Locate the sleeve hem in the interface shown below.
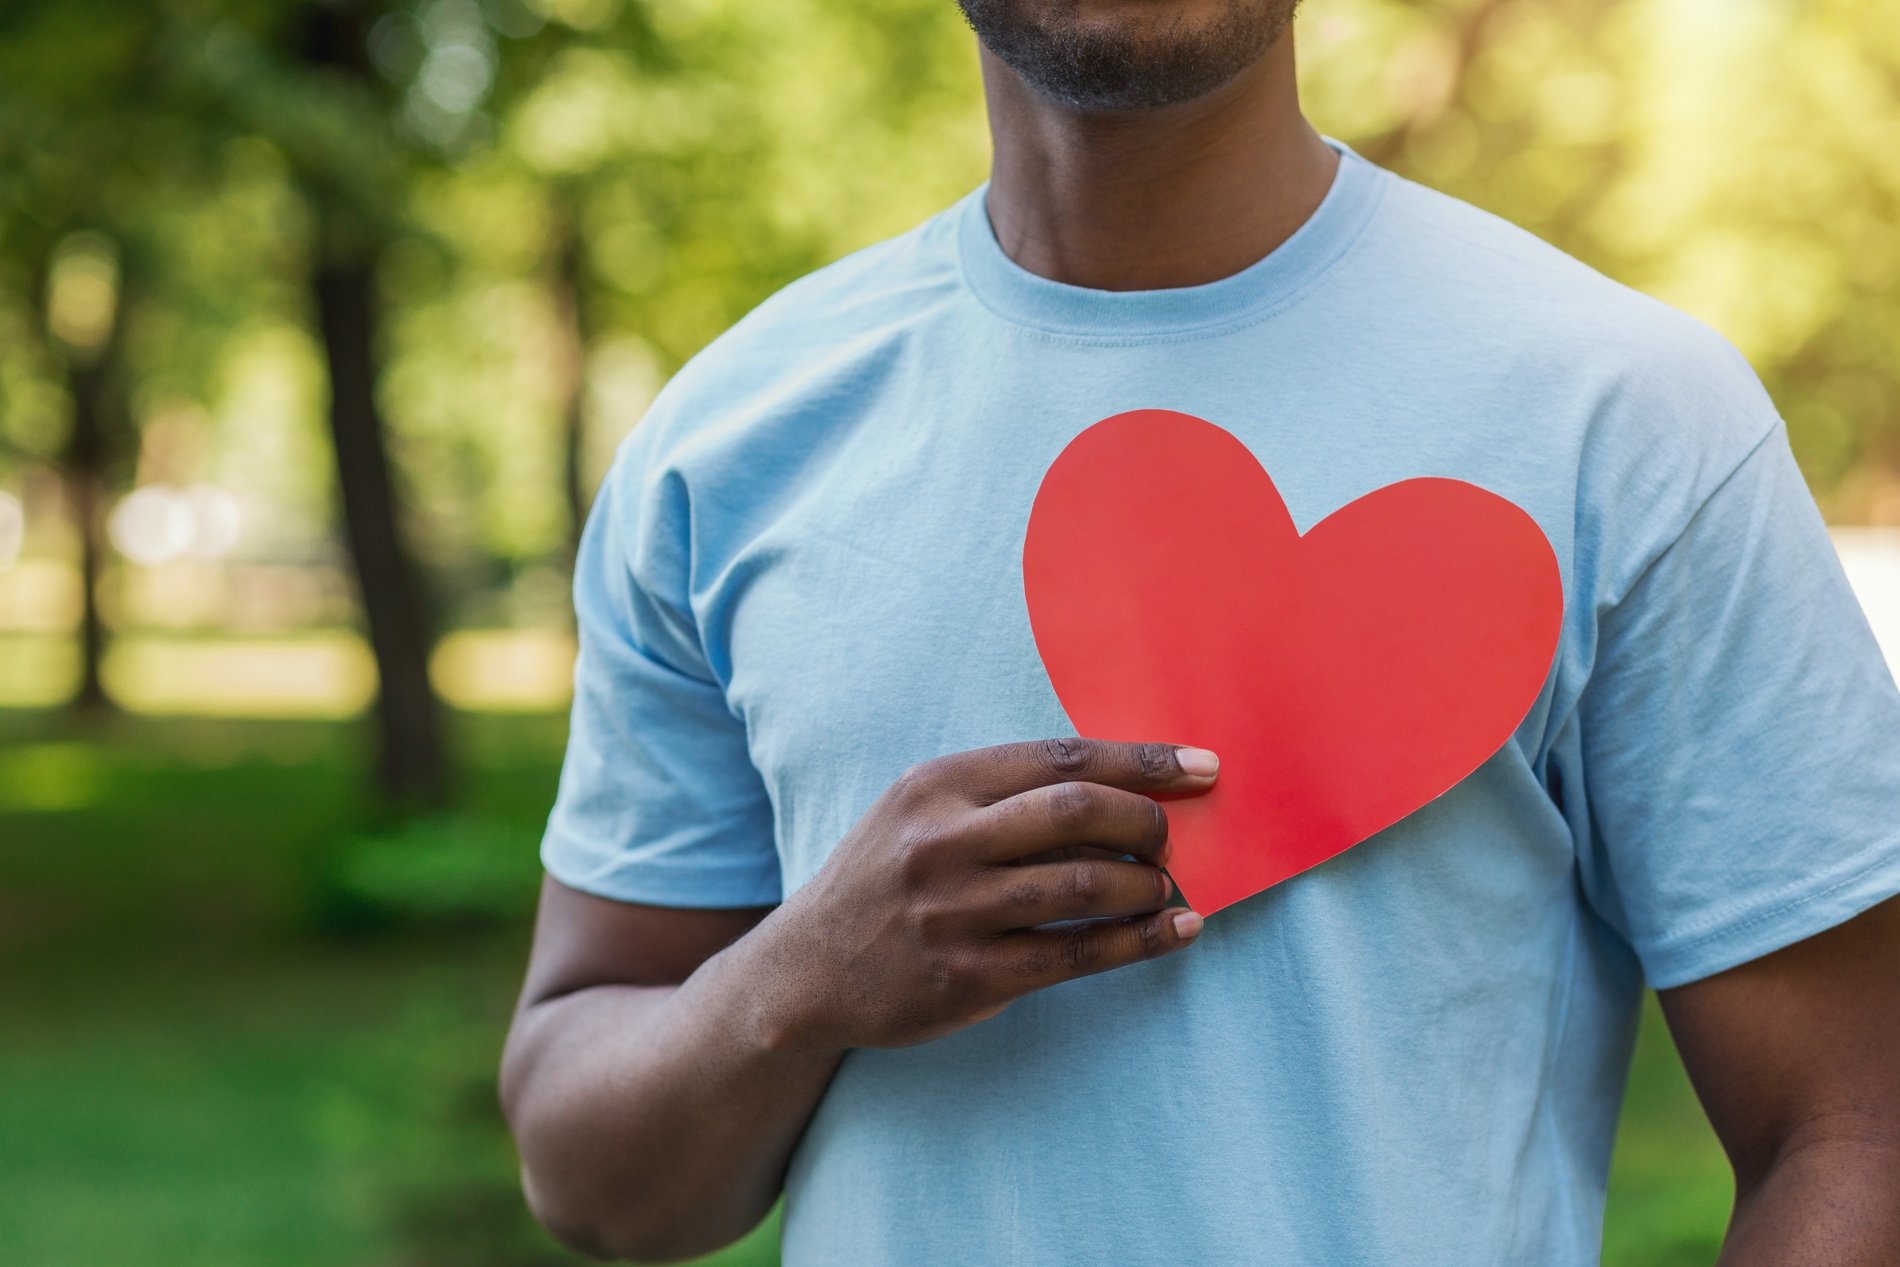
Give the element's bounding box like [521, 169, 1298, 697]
[541, 837, 784, 910]
[1640, 835, 1900, 989]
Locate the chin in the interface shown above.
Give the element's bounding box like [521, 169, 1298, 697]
[958, 0, 1296, 112]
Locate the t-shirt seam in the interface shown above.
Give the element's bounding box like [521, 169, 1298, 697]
[558, 851, 778, 876]
[1523, 409, 1785, 778]
[952, 170, 1391, 348]
[1557, 418, 1810, 949]
[1644, 830, 1900, 960]
[1384, 174, 1612, 286]
[1601, 415, 1786, 610]
[543, 841, 782, 903]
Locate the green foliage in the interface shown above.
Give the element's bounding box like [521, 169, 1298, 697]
[321, 811, 547, 930]
[1301, 0, 1900, 515]
[4, 0, 1898, 585]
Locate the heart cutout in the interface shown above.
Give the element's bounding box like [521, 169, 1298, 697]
[1022, 409, 1563, 914]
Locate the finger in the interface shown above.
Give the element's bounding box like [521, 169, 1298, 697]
[945, 737, 1219, 805]
[974, 780, 1170, 865]
[999, 907, 1205, 992]
[976, 858, 1174, 930]
[1016, 843, 1132, 866]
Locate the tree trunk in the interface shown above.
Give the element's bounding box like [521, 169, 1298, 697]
[62, 354, 113, 716]
[297, 1, 448, 807]
[50, 247, 126, 719]
[312, 249, 449, 807]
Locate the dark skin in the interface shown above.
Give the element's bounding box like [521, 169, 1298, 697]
[504, 739, 1216, 1260]
[503, 6, 1900, 1261]
[1667, 897, 1900, 1264]
[979, 6, 1338, 291]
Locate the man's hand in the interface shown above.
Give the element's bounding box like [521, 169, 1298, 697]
[501, 736, 1216, 1261]
[752, 737, 1218, 1051]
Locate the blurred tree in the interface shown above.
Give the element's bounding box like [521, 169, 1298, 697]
[172, 0, 647, 799]
[499, 0, 987, 542]
[43, 235, 128, 715]
[298, 1, 452, 806]
[0, 3, 176, 716]
[1303, 0, 1900, 514]
[165, 0, 532, 804]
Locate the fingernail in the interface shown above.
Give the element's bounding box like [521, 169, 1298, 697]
[1175, 747, 1219, 777]
[1172, 911, 1204, 940]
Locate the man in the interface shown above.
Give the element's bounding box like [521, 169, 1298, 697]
[502, 2, 1900, 1263]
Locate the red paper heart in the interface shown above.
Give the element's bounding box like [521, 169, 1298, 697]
[1023, 409, 1563, 914]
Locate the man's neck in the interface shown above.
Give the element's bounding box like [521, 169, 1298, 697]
[978, 33, 1337, 292]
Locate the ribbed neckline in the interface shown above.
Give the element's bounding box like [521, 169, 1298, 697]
[955, 139, 1386, 340]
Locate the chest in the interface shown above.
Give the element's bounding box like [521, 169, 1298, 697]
[692, 341, 1587, 890]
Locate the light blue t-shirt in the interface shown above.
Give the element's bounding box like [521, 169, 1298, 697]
[542, 143, 1900, 1265]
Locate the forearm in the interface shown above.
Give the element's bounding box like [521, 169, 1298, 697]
[502, 741, 1213, 1258]
[1718, 1129, 1900, 1266]
[502, 916, 845, 1262]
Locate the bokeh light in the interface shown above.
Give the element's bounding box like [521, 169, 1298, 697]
[106, 485, 245, 566]
[0, 491, 24, 570]
[179, 486, 245, 560]
[107, 487, 196, 566]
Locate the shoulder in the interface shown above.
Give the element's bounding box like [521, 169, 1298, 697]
[623, 200, 967, 468]
[593, 196, 969, 560]
[1367, 171, 1768, 413]
[1366, 165, 1780, 489]
[1350, 164, 1793, 600]
[1370, 171, 1772, 419]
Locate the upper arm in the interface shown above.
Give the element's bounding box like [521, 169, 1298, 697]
[500, 878, 784, 1259]
[541, 427, 782, 909]
[516, 875, 774, 1008]
[1659, 894, 1900, 1190]
[1557, 404, 1900, 1222]
[502, 877, 773, 1123]
[1564, 427, 1900, 988]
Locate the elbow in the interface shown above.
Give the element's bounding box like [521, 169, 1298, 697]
[501, 1022, 762, 1263]
[519, 1165, 652, 1262]
[521, 1184, 617, 1262]
[519, 1169, 638, 1262]
[500, 1031, 641, 1260]
[517, 1156, 753, 1264]
[1736, 1108, 1900, 1199]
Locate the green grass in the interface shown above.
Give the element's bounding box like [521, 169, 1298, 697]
[1603, 997, 1734, 1265]
[1, 944, 454, 1267]
[0, 710, 1730, 1265]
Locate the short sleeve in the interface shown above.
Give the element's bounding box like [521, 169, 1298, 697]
[1575, 425, 1900, 988]
[539, 436, 783, 908]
